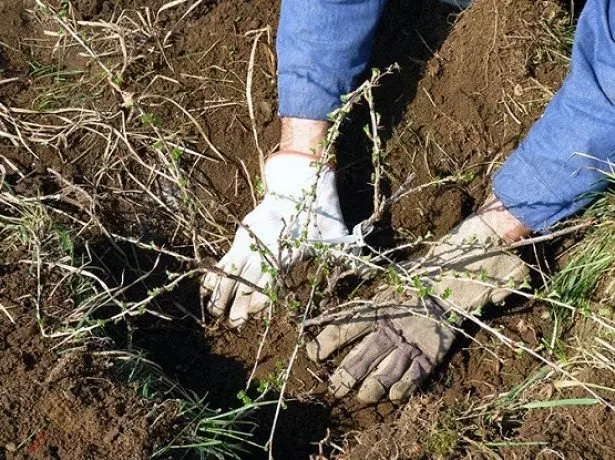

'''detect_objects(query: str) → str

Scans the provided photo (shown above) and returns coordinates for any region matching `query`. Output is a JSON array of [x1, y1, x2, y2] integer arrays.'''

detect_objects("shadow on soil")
[[83, 240, 331, 459], [336, 0, 460, 239]]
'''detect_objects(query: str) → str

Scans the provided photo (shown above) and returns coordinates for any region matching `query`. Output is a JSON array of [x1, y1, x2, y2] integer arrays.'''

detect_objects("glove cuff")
[[260, 150, 349, 241], [430, 213, 529, 310], [265, 150, 335, 169], [264, 151, 335, 197]]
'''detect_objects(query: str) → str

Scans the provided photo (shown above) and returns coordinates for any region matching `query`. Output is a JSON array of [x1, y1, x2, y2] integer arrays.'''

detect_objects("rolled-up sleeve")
[[493, 0, 615, 232], [276, 0, 388, 120]]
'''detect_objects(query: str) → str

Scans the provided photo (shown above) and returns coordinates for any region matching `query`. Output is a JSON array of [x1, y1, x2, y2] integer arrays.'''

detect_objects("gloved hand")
[[306, 213, 529, 404], [201, 152, 349, 328]]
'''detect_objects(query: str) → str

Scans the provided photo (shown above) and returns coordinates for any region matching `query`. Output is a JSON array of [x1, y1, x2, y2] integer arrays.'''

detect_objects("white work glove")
[[201, 153, 349, 328], [306, 213, 529, 404]]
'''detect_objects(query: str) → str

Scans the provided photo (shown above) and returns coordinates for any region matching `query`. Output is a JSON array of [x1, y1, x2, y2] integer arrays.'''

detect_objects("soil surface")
[[0, 255, 174, 459], [1, 0, 613, 459]]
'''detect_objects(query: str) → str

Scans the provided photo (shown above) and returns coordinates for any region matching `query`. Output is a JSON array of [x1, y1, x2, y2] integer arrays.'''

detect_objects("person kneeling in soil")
[[201, 0, 615, 404]]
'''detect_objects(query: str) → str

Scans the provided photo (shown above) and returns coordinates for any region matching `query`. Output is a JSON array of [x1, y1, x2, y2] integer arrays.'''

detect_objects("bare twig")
[[246, 28, 269, 184], [266, 263, 325, 459]]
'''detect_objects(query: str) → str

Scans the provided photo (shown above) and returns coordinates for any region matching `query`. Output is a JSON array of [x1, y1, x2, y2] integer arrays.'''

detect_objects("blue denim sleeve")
[[493, 0, 615, 232], [277, 0, 388, 120]]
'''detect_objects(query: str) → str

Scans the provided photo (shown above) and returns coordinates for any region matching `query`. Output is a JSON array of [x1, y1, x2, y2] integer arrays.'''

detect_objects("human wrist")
[[477, 194, 530, 244], [279, 117, 330, 158]]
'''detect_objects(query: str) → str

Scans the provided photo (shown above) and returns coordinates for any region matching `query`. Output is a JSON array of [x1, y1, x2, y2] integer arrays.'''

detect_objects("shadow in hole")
[[336, 0, 462, 244], [80, 240, 331, 459]]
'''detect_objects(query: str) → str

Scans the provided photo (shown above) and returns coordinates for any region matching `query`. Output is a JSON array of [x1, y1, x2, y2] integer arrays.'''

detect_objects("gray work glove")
[[306, 213, 529, 404]]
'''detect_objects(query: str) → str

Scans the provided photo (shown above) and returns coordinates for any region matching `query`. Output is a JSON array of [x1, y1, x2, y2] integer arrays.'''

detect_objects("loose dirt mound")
[[379, 0, 568, 239]]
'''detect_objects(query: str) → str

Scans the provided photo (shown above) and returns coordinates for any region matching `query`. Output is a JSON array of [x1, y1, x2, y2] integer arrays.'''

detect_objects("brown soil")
[[340, 310, 615, 460], [511, 371, 615, 460], [1, 0, 612, 459], [377, 0, 568, 240], [0, 257, 174, 459]]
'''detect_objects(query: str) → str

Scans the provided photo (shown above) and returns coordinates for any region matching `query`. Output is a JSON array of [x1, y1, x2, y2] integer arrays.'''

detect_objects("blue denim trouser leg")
[[492, 0, 615, 231]]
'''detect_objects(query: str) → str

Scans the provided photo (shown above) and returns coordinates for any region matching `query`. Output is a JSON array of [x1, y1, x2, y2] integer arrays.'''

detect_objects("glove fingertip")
[[201, 272, 218, 293], [329, 368, 357, 399], [307, 321, 371, 363], [357, 378, 387, 405], [389, 381, 418, 404], [228, 294, 250, 330], [247, 292, 270, 315], [305, 325, 341, 362], [228, 315, 247, 330], [206, 286, 227, 317], [207, 299, 226, 317], [305, 339, 323, 362], [388, 355, 433, 403]]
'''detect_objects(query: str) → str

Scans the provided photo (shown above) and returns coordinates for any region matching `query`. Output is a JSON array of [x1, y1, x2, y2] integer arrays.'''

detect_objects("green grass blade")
[[483, 441, 549, 447], [520, 398, 599, 410]]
